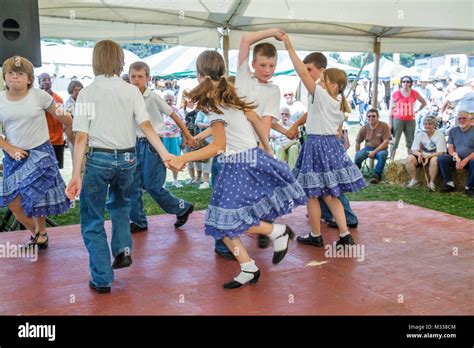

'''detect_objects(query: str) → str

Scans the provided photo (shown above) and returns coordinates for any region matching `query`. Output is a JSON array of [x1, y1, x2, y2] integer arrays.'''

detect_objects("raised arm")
[[281, 34, 315, 95], [238, 28, 285, 66]]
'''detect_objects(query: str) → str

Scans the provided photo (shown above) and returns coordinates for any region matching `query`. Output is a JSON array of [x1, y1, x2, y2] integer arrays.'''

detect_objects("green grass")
[[12, 180, 470, 228], [48, 184, 212, 226], [346, 182, 474, 219]]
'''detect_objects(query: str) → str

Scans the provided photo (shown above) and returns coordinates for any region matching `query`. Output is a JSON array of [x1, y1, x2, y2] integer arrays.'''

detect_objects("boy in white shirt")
[[128, 62, 195, 234], [66, 41, 171, 294]]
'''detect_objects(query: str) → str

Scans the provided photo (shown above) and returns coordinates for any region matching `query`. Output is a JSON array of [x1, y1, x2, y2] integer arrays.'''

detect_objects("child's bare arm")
[[238, 28, 285, 66], [170, 111, 194, 145], [281, 34, 315, 95]]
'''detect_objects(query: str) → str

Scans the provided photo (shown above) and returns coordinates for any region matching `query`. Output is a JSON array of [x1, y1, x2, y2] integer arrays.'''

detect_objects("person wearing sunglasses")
[[389, 76, 427, 160], [354, 109, 391, 184], [437, 110, 474, 197]]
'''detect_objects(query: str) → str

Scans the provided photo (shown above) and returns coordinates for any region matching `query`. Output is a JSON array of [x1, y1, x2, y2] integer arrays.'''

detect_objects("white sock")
[[269, 224, 289, 252], [269, 224, 286, 240], [310, 231, 321, 237], [234, 260, 259, 284], [446, 181, 455, 187], [339, 231, 350, 238]]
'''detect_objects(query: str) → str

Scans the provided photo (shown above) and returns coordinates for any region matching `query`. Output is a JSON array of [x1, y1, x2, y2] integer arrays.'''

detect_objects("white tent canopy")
[[34, 41, 140, 78], [38, 0, 474, 54]]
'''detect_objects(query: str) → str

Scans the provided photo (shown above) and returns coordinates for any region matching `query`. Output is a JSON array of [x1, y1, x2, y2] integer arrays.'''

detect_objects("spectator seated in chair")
[[273, 107, 299, 170], [437, 110, 474, 197], [354, 109, 390, 184], [405, 116, 446, 191]]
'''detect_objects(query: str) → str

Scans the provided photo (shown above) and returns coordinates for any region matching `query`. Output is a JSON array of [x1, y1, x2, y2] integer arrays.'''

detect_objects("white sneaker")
[[199, 182, 210, 189], [407, 179, 418, 188], [429, 182, 436, 192], [173, 181, 183, 188]]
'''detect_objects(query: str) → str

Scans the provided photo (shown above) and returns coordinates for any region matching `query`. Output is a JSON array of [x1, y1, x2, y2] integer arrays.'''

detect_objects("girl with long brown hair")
[[169, 50, 307, 289]]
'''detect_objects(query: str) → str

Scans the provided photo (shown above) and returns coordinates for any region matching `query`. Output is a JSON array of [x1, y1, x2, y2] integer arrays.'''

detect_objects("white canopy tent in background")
[[33, 41, 140, 100], [143, 46, 358, 78], [37, 0, 474, 105]]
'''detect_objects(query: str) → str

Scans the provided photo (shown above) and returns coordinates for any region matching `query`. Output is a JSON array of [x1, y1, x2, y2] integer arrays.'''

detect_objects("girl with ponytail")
[[169, 50, 307, 289], [282, 33, 365, 249]]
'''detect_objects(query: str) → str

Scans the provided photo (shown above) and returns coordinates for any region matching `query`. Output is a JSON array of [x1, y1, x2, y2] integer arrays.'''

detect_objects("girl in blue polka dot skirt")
[[283, 34, 365, 248], [169, 50, 307, 289], [0, 56, 72, 249]]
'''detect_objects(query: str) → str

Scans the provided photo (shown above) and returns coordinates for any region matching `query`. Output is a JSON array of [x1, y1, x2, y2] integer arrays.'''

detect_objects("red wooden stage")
[[0, 202, 472, 315]]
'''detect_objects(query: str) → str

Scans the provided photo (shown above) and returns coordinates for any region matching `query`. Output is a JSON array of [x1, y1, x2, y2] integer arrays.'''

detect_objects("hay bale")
[[384, 159, 468, 191]]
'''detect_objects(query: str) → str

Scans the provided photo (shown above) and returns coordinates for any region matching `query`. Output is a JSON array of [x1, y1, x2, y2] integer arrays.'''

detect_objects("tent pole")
[[222, 27, 230, 74], [372, 37, 381, 109]]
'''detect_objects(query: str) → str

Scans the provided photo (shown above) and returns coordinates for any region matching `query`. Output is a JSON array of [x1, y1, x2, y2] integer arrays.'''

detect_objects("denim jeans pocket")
[[147, 143, 159, 156]]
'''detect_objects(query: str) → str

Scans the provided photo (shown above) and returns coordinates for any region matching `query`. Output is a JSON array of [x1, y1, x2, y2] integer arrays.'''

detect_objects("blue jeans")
[[211, 154, 223, 188], [358, 102, 368, 124], [80, 149, 136, 287], [130, 137, 191, 228], [354, 146, 388, 177], [319, 194, 358, 225], [438, 155, 474, 189]]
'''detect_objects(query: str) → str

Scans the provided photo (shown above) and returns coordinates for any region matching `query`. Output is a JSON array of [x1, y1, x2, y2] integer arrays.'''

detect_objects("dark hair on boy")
[[303, 52, 327, 69], [253, 43, 277, 60]]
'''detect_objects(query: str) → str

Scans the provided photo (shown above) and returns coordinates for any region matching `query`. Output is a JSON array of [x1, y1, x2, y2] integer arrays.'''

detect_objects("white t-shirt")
[[411, 130, 447, 154], [135, 88, 172, 138], [0, 88, 54, 149], [73, 75, 149, 149], [235, 57, 281, 123], [306, 84, 345, 135], [207, 108, 257, 155]]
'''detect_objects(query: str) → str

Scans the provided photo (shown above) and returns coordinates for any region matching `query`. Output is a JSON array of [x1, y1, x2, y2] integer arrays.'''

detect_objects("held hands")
[[280, 33, 292, 50], [273, 28, 286, 41], [186, 135, 196, 148], [286, 126, 299, 140], [168, 156, 187, 173]]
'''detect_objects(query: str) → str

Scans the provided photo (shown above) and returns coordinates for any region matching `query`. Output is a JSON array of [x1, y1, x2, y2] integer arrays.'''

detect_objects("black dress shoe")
[[296, 234, 324, 247], [174, 204, 194, 228], [21, 232, 48, 250], [214, 248, 237, 261], [336, 234, 356, 247], [223, 269, 260, 289], [130, 223, 147, 234], [112, 251, 132, 269], [327, 220, 358, 229], [272, 225, 295, 264], [257, 234, 270, 249], [89, 280, 111, 294]]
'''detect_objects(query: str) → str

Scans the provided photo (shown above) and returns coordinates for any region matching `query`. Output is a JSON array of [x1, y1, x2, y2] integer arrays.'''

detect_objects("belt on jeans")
[[89, 147, 135, 154]]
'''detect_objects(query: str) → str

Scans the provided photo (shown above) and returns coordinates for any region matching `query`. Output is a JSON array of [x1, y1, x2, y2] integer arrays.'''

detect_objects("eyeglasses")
[[281, 113, 289, 115], [402, 81, 411, 84]]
